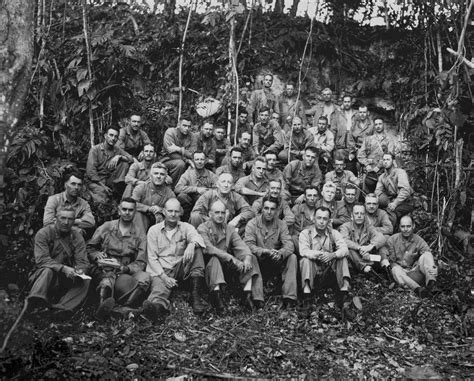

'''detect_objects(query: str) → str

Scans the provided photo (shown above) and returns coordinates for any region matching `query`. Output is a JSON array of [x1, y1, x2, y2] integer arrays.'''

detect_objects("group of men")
[[26, 82, 438, 323]]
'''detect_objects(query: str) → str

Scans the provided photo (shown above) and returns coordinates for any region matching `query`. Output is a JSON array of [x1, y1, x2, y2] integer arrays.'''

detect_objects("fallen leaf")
[[126, 363, 139, 372], [353, 296, 363, 310]]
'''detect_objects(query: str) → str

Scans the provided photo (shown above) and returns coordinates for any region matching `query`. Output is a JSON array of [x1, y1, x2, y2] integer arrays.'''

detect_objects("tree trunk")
[[0, 0, 35, 207]]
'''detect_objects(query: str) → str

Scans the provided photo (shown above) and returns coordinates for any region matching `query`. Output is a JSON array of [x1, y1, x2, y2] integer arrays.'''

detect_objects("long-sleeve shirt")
[[333, 200, 354, 228], [283, 160, 322, 195], [366, 209, 393, 236], [117, 126, 152, 157], [386, 232, 432, 268], [252, 197, 295, 226], [146, 221, 205, 276], [34, 224, 88, 272], [247, 88, 280, 122], [357, 133, 399, 170], [339, 220, 386, 250], [279, 95, 307, 125], [291, 203, 317, 235], [283, 129, 314, 157], [331, 109, 356, 150], [175, 167, 217, 195], [244, 216, 293, 259], [234, 174, 269, 205], [309, 103, 339, 127], [197, 220, 252, 261], [252, 120, 284, 155], [125, 161, 152, 186], [307, 128, 335, 154], [132, 182, 176, 214], [216, 164, 246, 183], [86, 143, 133, 183], [351, 116, 374, 148], [43, 192, 95, 229], [375, 167, 413, 207], [194, 132, 217, 163], [325, 170, 359, 194], [192, 189, 254, 223], [160, 127, 197, 159], [86, 220, 147, 271], [299, 226, 348, 258]]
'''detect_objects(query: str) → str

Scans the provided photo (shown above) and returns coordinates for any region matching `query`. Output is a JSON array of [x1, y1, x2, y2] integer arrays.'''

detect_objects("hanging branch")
[[447, 0, 473, 72], [229, 16, 240, 145], [178, 0, 194, 121], [237, 5, 252, 57], [287, 6, 316, 163], [82, 0, 94, 147]]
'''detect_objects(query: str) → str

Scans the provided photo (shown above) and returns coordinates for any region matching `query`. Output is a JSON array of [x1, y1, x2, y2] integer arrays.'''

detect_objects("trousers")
[[300, 257, 351, 290], [391, 252, 437, 290], [258, 254, 298, 300]]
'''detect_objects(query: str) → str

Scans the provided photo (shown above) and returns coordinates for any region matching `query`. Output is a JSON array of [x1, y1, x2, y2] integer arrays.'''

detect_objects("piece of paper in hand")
[[369, 254, 381, 262]]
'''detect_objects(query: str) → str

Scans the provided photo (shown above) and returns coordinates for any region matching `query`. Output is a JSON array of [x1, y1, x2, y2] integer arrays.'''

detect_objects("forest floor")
[[0, 257, 473, 379]]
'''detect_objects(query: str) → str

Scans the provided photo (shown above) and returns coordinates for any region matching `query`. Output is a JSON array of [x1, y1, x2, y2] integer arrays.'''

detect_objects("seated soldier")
[[132, 162, 176, 234], [244, 196, 297, 309], [264, 150, 290, 200], [279, 82, 307, 131], [308, 116, 335, 174], [160, 116, 197, 186], [278, 116, 313, 163], [252, 106, 284, 156], [235, 156, 269, 205], [339, 203, 391, 279], [228, 109, 252, 145], [252, 179, 295, 227], [375, 153, 414, 226], [350, 104, 374, 150], [142, 198, 208, 322], [198, 200, 264, 313], [324, 152, 360, 201], [364, 193, 393, 237], [299, 206, 351, 311], [190, 173, 254, 230], [194, 120, 217, 169], [43, 171, 95, 234], [27, 206, 90, 316], [216, 146, 246, 182], [333, 184, 357, 229], [214, 125, 231, 167], [87, 198, 150, 320], [315, 182, 338, 220], [387, 215, 437, 298], [283, 146, 322, 203], [86, 127, 134, 203], [222, 132, 256, 173], [176, 151, 218, 221], [117, 114, 152, 158], [291, 186, 319, 253]]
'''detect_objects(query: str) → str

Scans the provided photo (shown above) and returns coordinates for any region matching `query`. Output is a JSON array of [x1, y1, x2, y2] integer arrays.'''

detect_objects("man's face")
[[382, 154, 393, 170], [352, 205, 366, 225], [400, 217, 414, 238], [253, 160, 266, 179], [217, 174, 233, 194], [262, 201, 277, 222], [304, 189, 318, 207], [292, 118, 302, 133], [263, 75, 273, 89], [230, 151, 243, 168], [342, 97, 352, 111], [143, 145, 155, 161], [365, 197, 378, 214], [259, 111, 270, 124], [265, 154, 277, 170], [268, 181, 281, 198], [163, 201, 181, 225], [214, 128, 225, 141], [56, 210, 75, 233], [130, 115, 141, 131], [239, 113, 248, 124], [271, 113, 279, 122], [202, 123, 213, 138], [303, 150, 317, 167], [322, 90, 332, 102], [240, 133, 251, 148], [317, 119, 328, 133], [150, 168, 167, 186], [374, 119, 384, 133], [178, 120, 191, 135], [209, 203, 227, 225], [344, 189, 357, 204], [104, 129, 119, 147], [315, 209, 330, 230], [334, 160, 345, 175], [119, 201, 136, 223], [358, 107, 368, 121], [64, 175, 82, 198], [193, 153, 206, 170], [285, 85, 295, 97], [321, 186, 336, 202]]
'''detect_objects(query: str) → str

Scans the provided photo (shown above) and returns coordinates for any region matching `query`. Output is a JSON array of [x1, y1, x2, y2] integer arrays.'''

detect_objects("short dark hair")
[[352, 202, 366, 210], [305, 146, 318, 155], [262, 195, 280, 208], [264, 150, 278, 158], [230, 146, 243, 156], [383, 152, 396, 160], [106, 126, 120, 134], [260, 106, 270, 114], [63, 170, 83, 184], [151, 162, 169, 173], [254, 156, 266, 165], [333, 150, 346, 162], [121, 197, 137, 206], [345, 184, 357, 192], [318, 116, 329, 124], [304, 186, 319, 195], [315, 206, 332, 218], [193, 151, 206, 158]]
